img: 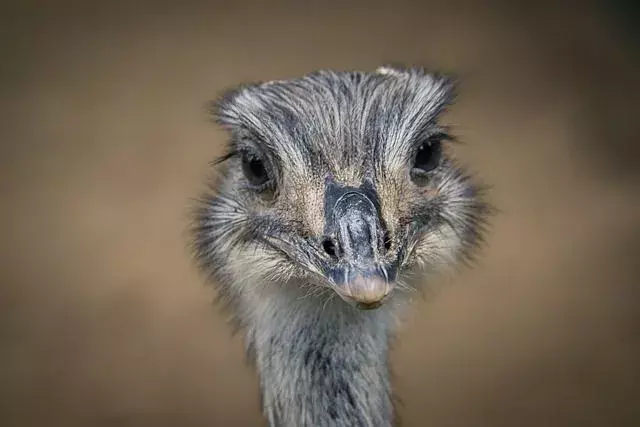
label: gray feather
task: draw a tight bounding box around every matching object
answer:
[190,65,491,427]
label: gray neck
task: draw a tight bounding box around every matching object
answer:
[244,289,397,427]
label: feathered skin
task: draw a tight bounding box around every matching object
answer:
[191,65,491,426]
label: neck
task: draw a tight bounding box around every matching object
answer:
[244,289,397,427]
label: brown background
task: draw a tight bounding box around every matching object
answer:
[1,1,639,426]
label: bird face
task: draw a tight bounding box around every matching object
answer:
[193,66,489,311]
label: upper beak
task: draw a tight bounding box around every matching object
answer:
[322,178,397,309]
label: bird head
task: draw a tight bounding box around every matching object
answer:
[193,66,489,311]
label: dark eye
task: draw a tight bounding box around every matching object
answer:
[411,136,442,176]
[241,151,270,189]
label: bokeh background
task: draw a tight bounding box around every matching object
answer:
[1,1,639,426]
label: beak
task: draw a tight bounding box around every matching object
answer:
[322,178,397,310]
[328,265,394,310]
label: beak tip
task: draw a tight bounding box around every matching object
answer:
[339,275,392,307]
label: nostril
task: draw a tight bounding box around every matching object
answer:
[321,238,339,258]
[383,231,392,252]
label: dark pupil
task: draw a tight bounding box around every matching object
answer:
[414,140,441,172]
[242,154,268,186]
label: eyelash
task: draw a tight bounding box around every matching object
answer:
[211,149,239,166]
[411,132,450,159]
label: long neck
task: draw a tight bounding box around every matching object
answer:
[245,291,397,427]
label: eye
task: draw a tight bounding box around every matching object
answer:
[411,135,443,176]
[241,151,271,189]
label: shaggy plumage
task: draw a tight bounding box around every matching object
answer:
[191,65,491,427]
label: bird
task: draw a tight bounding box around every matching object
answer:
[191,65,490,427]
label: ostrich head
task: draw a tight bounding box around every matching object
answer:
[192,65,489,426]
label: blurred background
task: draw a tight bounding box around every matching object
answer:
[1,1,639,426]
